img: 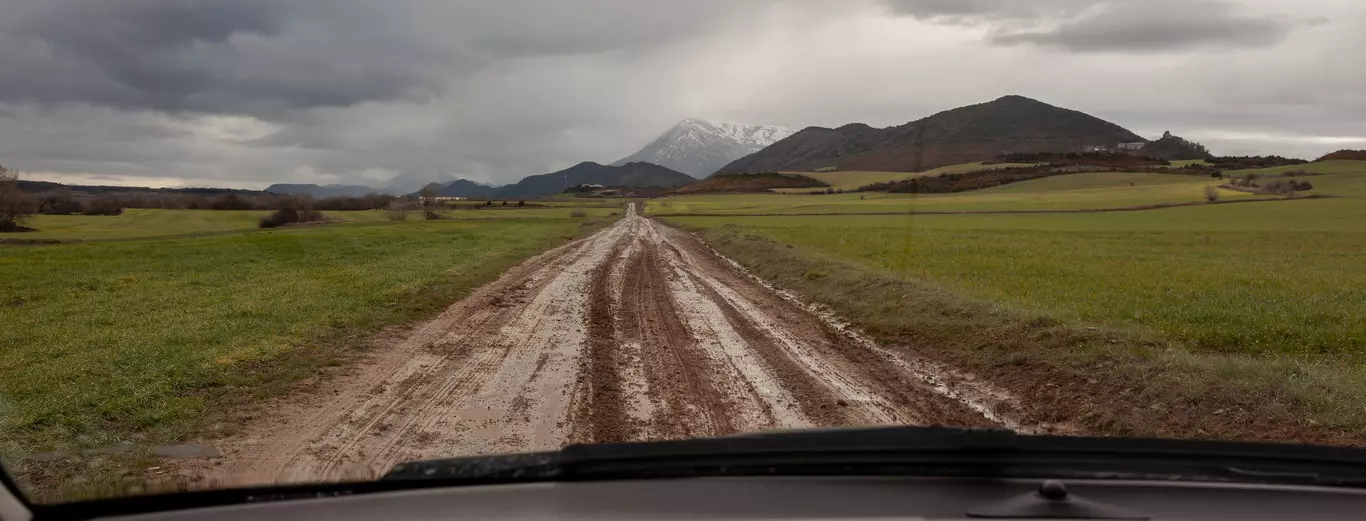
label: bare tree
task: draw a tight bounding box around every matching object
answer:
[386,200,416,221]
[0,165,30,232]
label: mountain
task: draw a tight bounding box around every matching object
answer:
[264,183,378,197]
[266,173,476,197]
[1138,131,1214,160]
[1316,149,1366,161]
[613,119,795,178]
[384,172,458,195]
[494,161,694,199]
[716,95,1147,174]
[424,179,500,198]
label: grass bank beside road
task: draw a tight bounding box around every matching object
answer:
[0,214,611,476]
[17,207,618,242]
[662,193,1366,445]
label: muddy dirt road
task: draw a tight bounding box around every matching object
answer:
[207,204,1027,484]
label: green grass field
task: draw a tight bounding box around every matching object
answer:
[0,214,605,461]
[777,162,1039,192]
[1228,159,1366,177]
[661,170,1366,440]
[667,198,1366,355]
[649,172,1252,215]
[17,206,619,241]
[662,167,1366,355]
[1165,159,1211,168]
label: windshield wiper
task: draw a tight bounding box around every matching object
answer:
[384,426,1366,488]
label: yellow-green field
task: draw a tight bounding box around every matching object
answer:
[1,210,615,469]
[777,162,1040,192]
[666,197,1366,354]
[660,165,1366,440]
[17,206,619,241]
[649,172,1254,215]
[1228,159,1366,176]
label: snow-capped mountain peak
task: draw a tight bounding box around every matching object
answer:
[613,118,795,178]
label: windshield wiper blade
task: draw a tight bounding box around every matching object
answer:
[383,426,1366,487]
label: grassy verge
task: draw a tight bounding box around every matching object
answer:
[662,206,1366,445]
[16,207,619,242]
[1,214,614,497]
[649,173,1251,216]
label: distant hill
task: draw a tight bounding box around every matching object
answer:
[21,180,263,196]
[1137,131,1214,161]
[419,179,500,198]
[1316,150,1366,161]
[672,173,828,194]
[613,119,794,178]
[494,161,694,199]
[716,95,1146,174]
[264,183,378,198]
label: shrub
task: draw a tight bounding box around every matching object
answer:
[570,209,587,218]
[82,196,124,216]
[0,165,31,232]
[258,206,325,228]
[1203,186,1220,202]
[423,210,443,220]
[39,194,84,215]
[386,201,416,221]
[210,193,252,210]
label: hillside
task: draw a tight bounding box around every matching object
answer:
[613,119,794,178]
[423,179,499,198]
[1317,150,1366,161]
[1137,131,1214,160]
[672,173,828,194]
[716,95,1146,174]
[494,161,694,199]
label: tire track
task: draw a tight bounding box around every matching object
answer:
[195,202,1028,487]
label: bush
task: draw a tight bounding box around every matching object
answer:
[210,193,253,210]
[258,206,325,228]
[1203,186,1220,202]
[386,201,416,221]
[423,210,443,220]
[82,196,124,215]
[39,194,84,215]
[0,165,31,231]
[570,209,587,218]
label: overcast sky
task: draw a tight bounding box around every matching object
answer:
[1,0,1362,189]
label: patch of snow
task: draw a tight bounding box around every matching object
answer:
[613,118,795,177]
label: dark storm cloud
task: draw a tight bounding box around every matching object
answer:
[0,0,456,115]
[2,0,1362,189]
[886,0,1322,52]
[0,0,744,116]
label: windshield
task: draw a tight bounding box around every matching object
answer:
[2,0,1366,506]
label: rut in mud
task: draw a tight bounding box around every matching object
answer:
[204,204,1026,485]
